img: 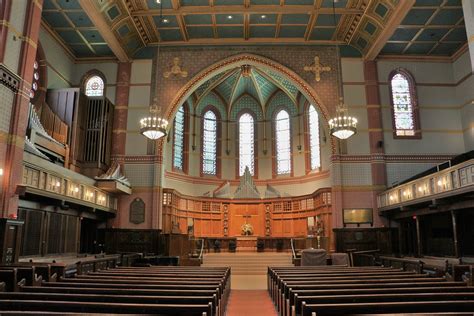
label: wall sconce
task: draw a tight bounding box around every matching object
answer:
[0,168,3,176]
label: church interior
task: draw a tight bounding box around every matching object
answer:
[0,0,474,314]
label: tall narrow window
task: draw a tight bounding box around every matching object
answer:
[390,71,418,137]
[239,113,255,176]
[85,75,105,97]
[202,110,217,175]
[173,105,185,171]
[275,109,291,175]
[308,105,320,170]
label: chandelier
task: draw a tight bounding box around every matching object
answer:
[328,0,357,140]
[329,100,357,139]
[140,97,168,140]
[139,1,168,140]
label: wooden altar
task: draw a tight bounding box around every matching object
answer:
[161,188,334,250]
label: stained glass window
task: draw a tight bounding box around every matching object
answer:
[85,75,105,97]
[275,109,291,175]
[173,105,185,170]
[391,73,415,136]
[308,105,320,170]
[239,113,254,176]
[202,110,217,175]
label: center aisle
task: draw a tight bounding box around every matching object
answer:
[226,290,278,316]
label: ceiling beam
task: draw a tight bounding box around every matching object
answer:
[131,6,364,16]
[80,0,129,62]
[365,0,415,60]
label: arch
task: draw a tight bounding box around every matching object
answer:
[266,90,297,119]
[80,69,107,97]
[195,91,228,121]
[230,93,264,121]
[164,53,335,153]
[388,68,420,139]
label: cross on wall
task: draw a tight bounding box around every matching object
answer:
[304,56,331,82]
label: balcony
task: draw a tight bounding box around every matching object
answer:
[378,158,474,212]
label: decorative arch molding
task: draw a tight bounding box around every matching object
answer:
[195,90,228,121]
[166,53,330,123]
[164,53,336,154]
[266,90,297,119]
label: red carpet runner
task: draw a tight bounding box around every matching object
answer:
[226,290,278,316]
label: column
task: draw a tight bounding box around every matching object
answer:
[111,62,132,160]
[462,0,474,72]
[0,0,43,217]
[364,61,387,226]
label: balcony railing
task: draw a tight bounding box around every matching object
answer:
[378,159,474,210]
[22,163,117,212]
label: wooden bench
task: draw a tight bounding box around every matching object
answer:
[0,266,42,287]
[0,300,214,315]
[301,300,474,316]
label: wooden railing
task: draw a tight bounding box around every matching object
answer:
[21,162,117,212]
[378,159,474,209]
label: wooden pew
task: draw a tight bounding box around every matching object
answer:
[288,285,474,316]
[0,266,42,286]
[295,292,474,316]
[301,300,474,316]
[0,300,214,315]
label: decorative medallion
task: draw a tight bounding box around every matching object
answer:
[304,56,331,82]
[164,57,188,78]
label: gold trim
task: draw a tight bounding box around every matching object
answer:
[0,20,37,48]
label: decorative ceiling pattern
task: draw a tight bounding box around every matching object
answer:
[380,0,466,56]
[40,0,467,60]
[41,0,116,58]
[193,65,296,113]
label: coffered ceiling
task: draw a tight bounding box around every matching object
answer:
[40,0,468,61]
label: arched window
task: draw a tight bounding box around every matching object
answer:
[389,70,419,137]
[202,110,218,175]
[308,104,320,170]
[173,105,186,171]
[85,75,105,97]
[275,109,291,175]
[239,113,255,176]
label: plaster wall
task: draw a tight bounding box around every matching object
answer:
[39,26,74,89]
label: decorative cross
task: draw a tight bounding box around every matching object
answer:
[304,56,331,82]
[163,57,188,78]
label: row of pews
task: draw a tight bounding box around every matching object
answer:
[268,265,474,316]
[0,265,230,315]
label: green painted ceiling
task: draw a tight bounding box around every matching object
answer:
[40,0,468,60]
[193,65,297,112]
[380,0,466,56]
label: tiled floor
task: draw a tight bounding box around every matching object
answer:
[226,290,278,316]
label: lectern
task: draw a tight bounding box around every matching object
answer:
[0,219,24,265]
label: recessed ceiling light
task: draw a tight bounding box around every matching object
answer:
[227,15,233,19]
[162,19,169,23]
[261,15,266,19]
